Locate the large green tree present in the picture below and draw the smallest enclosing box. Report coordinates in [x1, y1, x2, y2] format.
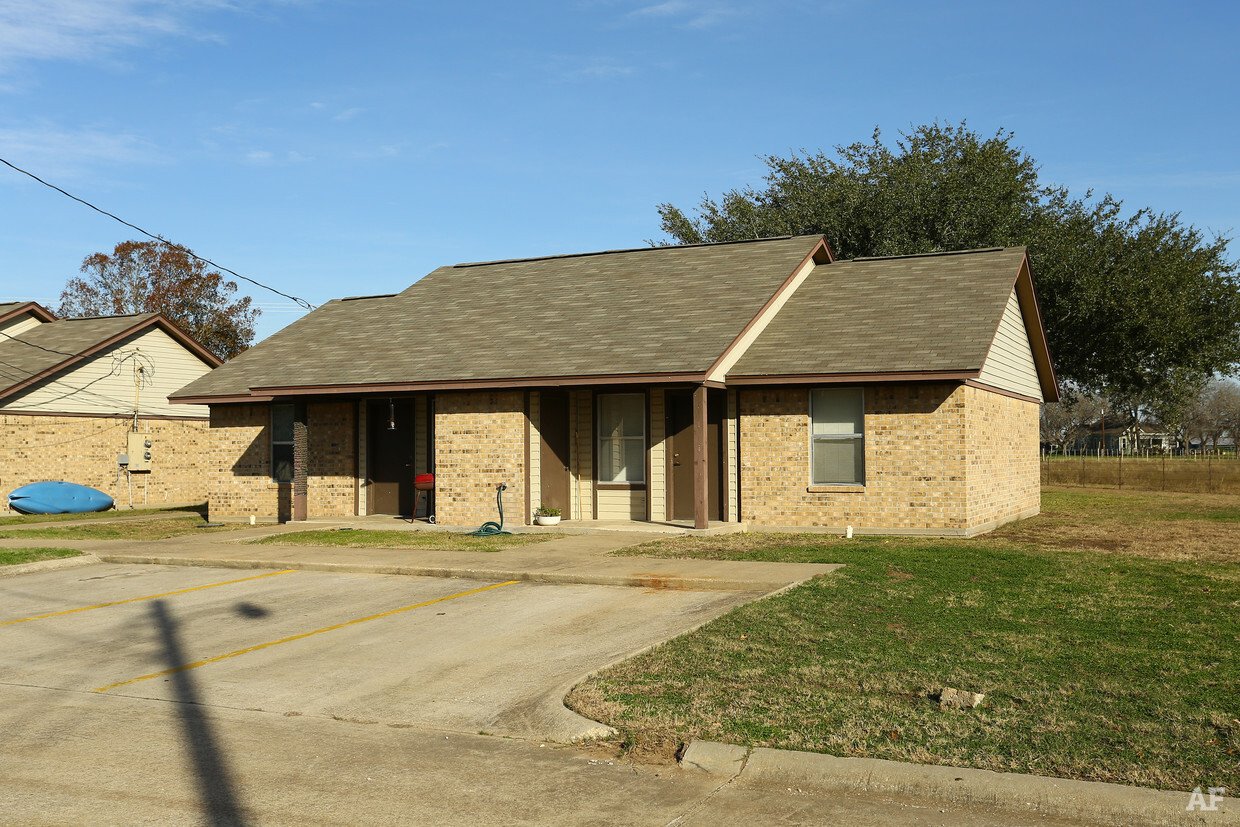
[59, 240, 259, 360]
[658, 123, 1240, 409]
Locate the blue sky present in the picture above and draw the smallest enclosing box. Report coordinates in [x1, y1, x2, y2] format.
[1, 0, 1237, 341]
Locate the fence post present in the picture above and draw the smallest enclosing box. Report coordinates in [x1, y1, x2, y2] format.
[1080, 450, 1085, 486]
[1161, 452, 1166, 491]
[1118, 449, 1123, 489]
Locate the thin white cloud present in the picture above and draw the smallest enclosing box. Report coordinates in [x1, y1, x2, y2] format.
[626, 0, 739, 28]
[0, 122, 158, 179]
[333, 107, 365, 122]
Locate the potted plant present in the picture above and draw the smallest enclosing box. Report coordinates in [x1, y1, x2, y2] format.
[534, 504, 561, 526]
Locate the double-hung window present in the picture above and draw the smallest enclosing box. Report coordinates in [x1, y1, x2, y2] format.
[271, 403, 295, 483]
[811, 388, 864, 485]
[596, 393, 646, 485]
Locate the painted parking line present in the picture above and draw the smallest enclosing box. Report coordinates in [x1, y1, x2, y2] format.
[0, 569, 297, 628]
[94, 579, 522, 693]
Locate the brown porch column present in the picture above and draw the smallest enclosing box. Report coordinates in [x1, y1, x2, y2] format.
[693, 384, 708, 529]
[292, 402, 308, 521]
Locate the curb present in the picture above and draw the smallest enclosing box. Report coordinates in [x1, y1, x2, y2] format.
[0, 554, 101, 579]
[94, 553, 795, 592]
[679, 740, 1237, 826]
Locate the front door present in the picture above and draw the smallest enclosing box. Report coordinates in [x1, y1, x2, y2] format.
[539, 390, 572, 518]
[368, 399, 415, 516]
[665, 389, 724, 522]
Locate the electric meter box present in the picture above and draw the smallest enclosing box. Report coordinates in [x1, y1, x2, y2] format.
[127, 433, 153, 472]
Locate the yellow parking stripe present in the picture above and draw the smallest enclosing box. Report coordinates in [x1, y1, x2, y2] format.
[0, 569, 297, 628]
[94, 579, 521, 693]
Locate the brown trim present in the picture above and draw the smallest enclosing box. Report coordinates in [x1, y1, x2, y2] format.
[963, 379, 1043, 405]
[0, 314, 222, 403]
[704, 237, 833, 381]
[1014, 256, 1060, 402]
[692, 384, 709, 530]
[175, 394, 275, 405]
[0, 408, 208, 422]
[0, 301, 56, 327]
[595, 482, 647, 491]
[523, 390, 531, 526]
[590, 390, 598, 520]
[727, 370, 976, 386]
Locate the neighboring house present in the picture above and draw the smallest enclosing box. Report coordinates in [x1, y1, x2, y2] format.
[0, 301, 221, 509]
[171, 235, 1058, 536]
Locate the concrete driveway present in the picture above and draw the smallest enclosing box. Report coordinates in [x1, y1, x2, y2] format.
[0, 562, 750, 741]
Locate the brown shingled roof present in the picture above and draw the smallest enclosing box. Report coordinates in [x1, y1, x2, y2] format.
[729, 247, 1028, 378]
[172, 235, 829, 399]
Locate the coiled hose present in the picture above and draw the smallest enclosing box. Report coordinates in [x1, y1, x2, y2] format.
[469, 482, 512, 536]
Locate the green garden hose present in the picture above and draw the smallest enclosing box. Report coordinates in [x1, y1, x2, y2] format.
[469, 482, 512, 536]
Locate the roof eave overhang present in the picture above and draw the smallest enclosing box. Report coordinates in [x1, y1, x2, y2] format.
[726, 369, 980, 386]
[0, 301, 56, 327]
[1013, 253, 1060, 402]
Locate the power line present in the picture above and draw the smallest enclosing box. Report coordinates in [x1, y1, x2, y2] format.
[0, 156, 315, 311]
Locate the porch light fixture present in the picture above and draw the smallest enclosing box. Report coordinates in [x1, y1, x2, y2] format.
[388, 398, 397, 431]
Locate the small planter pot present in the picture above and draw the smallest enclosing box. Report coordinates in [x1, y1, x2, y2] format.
[535, 515, 561, 526]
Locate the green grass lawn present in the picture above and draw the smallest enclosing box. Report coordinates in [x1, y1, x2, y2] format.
[252, 528, 561, 553]
[567, 487, 1240, 790]
[0, 505, 207, 527]
[0, 517, 235, 541]
[0, 548, 82, 566]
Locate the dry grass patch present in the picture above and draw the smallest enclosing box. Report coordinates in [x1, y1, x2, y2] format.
[0, 517, 236, 541]
[252, 528, 562, 553]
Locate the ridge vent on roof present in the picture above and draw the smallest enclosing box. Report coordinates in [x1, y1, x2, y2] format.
[848, 247, 1007, 262]
[453, 234, 804, 268]
[340, 293, 397, 302]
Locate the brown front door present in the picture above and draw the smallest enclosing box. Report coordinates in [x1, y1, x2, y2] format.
[665, 389, 724, 522]
[368, 399, 415, 516]
[539, 390, 572, 518]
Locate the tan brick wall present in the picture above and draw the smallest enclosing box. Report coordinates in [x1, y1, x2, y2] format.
[208, 402, 358, 521]
[739, 383, 1040, 533]
[207, 403, 286, 520]
[308, 401, 356, 519]
[433, 391, 526, 527]
[964, 385, 1040, 528]
[0, 412, 211, 510]
[739, 384, 969, 530]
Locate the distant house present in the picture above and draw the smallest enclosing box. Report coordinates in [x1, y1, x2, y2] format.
[0, 301, 221, 510]
[172, 236, 1058, 536]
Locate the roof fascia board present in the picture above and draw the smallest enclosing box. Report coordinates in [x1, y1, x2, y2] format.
[727, 370, 978, 386]
[0, 314, 217, 402]
[0, 301, 56, 327]
[1013, 254, 1060, 402]
[704, 236, 833, 383]
[963, 379, 1044, 405]
[238, 371, 715, 398]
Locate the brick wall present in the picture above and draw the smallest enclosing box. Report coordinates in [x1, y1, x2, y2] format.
[0, 412, 211, 510]
[738, 383, 1039, 534]
[433, 391, 526, 527]
[207, 403, 284, 520]
[964, 385, 1040, 529]
[307, 401, 356, 518]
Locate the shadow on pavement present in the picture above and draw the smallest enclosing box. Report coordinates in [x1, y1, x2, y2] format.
[150, 599, 249, 826]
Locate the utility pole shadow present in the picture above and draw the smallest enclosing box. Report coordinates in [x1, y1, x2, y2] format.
[150, 599, 249, 827]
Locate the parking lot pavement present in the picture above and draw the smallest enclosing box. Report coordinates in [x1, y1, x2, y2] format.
[0, 562, 750, 741]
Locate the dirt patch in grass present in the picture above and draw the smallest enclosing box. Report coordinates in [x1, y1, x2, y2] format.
[251, 528, 562, 553]
[0, 517, 236, 541]
[0, 548, 82, 566]
[0, 505, 207, 527]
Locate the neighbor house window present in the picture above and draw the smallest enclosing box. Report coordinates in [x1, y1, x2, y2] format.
[811, 388, 864, 485]
[271, 403, 294, 483]
[596, 393, 646, 484]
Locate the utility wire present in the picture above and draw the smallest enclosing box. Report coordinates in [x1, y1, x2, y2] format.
[0, 156, 315, 311]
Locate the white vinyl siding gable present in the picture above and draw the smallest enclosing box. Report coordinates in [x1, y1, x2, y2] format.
[0, 326, 213, 418]
[978, 289, 1043, 401]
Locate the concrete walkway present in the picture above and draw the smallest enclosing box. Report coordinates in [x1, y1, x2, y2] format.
[1, 526, 838, 593]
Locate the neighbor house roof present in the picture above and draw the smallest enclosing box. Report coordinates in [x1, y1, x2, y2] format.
[0, 300, 57, 326]
[172, 235, 1057, 403]
[0, 312, 222, 401]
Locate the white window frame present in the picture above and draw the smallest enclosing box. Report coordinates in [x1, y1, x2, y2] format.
[810, 388, 865, 486]
[596, 392, 646, 485]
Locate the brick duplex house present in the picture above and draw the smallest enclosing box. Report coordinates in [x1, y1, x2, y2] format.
[171, 235, 1057, 535]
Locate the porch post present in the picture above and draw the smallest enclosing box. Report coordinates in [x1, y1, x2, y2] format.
[292, 401, 308, 521]
[693, 384, 708, 530]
